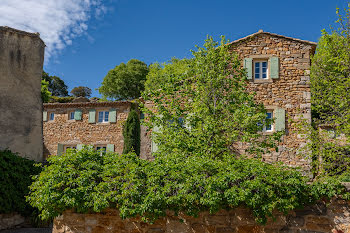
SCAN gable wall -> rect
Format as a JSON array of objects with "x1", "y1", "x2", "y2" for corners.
[{"x1": 229, "y1": 34, "x2": 315, "y2": 168}]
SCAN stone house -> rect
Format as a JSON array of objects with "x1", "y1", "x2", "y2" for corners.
[
  {"x1": 43, "y1": 100, "x2": 132, "y2": 159},
  {"x1": 0, "y1": 26, "x2": 45, "y2": 161},
  {"x1": 142, "y1": 30, "x2": 317, "y2": 169}
]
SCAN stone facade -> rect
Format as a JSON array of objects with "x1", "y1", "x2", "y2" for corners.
[
  {"x1": 53, "y1": 199, "x2": 350, "y2": 233},
  {"x1": 43, "y1": 101, "x2": 132, "y2": 158},
  {"x1": 228, "y1": 31, "x2": 316, "y2": 169},
  {"x1": 0, "y1": 26, "x2": 45, "y2": 161},
  {"x1": 140, "y1": 31, "x2": 317, "y2": 169}
]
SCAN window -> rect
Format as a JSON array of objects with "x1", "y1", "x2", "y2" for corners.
[
  {"x1": 69, "y1": 111, "x2": 75, "y2": 120},
  {"x1": 254, "y1": 61, "x2": 268, "y2": 79},
  {"x1": 49, "y1": 112, "x2": 55, "y2": 121},
  {"x1": 265, "y1": 111, "x2": 273, "y2": 132},
  {"x1": 98, "y1": 111, "x2": 109, "y2": 123},
  {"x1": 64, "y1": 145, "x2": 76, "y2": 153},
  {"x1": 95, "y1": 145, "x2": 107, "y2": 155}
]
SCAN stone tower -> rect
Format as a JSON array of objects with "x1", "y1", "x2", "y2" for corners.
[{"x1": 0, "y1": 26, "x2": 45, "y2": 161}]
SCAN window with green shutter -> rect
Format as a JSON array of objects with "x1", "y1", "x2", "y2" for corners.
[
  {"x1": 43, "y1": 111, "x2": 47, "y2": 122},
  {"x1": 269, "y1": 57, "x2": 279, "y2": 79},
  {"x1": 74, "y1": 109, "x2": 82, "y2": 120},
  {"x1": 88, "y1": 109, "x2": 96, "y2": 123},
  {"x1": 275, "y1": 108, "x2": 285, "y2": 131},
  {"x1": 109, "y1": 108, "x2": 117, "y2": 123},
  {"x1": 243, "y1": 58, "x2": 253, "y2": 80},
  {"x1": 57, "y1": 143, "x2": 64, "y2": 155}
]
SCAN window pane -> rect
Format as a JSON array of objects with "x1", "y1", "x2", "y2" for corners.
[
  {"x1": 266, "y1": 112, "x2": 272, "y2": 119},
  {"x1": 105, "y1": 111, "x2": 109, "y2": 122},
  {"x1": 70, "y1": 112, "x2": 75, "y2": 120},
  {"x1": 266, "y1": 124, "x2": 272, "y2": 131},
  {"x1": 50, "y1": 113, "x2": 54, "y2": 120},
  {"x1": 98, "y1": 112, "x2": 103, "y2": 122},
  {"x1": 262, "y1": 62, "x2": 267, "y2": 68}
]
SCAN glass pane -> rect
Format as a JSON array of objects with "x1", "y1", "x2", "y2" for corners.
[
  {"x1": 255, "y1": 62, "x2": 260, "y2": 68},
  {"x1": 70, "y1": 112, "x2": 75, "y2": 119},
  {"x1": 262, "y1": 62, "x2": 267, "y2": 68},
  {"x1": 50, "y1": 113, "x2": 54, "y2": 120},
  {"x1": 105, "y1": 111, "x2": 109, "y2": 122},
  {"x1": 266, "y1": 124, "x2": 272, "y2": 131},
  {"x1": 266, "y1": 112, "x2": 272, "y2": 119},
  {"x1": 98, "y1": 112, "x2": 103, "y2": 122}
]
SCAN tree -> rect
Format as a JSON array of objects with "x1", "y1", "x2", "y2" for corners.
[
  {"x1": 303, "y1": 5, "x2": 350, "y2": 178},
  {"x1": 41, "y1": 79, "x2": 51, "y2": 103},
  {"x1": 70, "y1": 86, "x2": 92, "y2": 98},
  {"x1": 123, "y1": 109, "x2": 141, "y2": 156},
  {"x1": 99, "y1": 59, "x2": 149, "y2": 100},
  {"x1": 42, "y1": 71, "x2": 68, "y2": 97},
  {"x1": 142, "y1": 36, "x2": 281, "y2": 159}
]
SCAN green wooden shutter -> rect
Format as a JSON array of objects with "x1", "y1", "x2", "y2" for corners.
[
  {"x1": 269, "y1": 57, "x2": 279, "y2": 79},
  {"x1": 88, "y1": 109, "x2": 96, "y2": 123},
  {"x1": 275, "y1": 108, "x2": 285, "y2": 131},
  {"x1": 151, "y1": 125, "x2": 160, "y2": 154},
  {"x1": 74, "y1": 109, "x2": 82, "y2": 120},
  {"x1": 43, "y1": 111, "x2": 47, "y2": 122},
  {"x1": 243, "y1": 58, "x2": 253, "y2": 80},
  {"x1": 57, "y1": 143, "x2": 64, "y2": 155},
  {"x1": 106, "y1": 144, "x2": 114, "y2": 152},
  {"x1": 109, "y1": 108, "x2": 117, "y2": 123},
  {"x1": 77, "y1": 144, "x2": 84, "y2": 150}
]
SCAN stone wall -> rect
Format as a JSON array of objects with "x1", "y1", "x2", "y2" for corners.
[
  {"x1": 0, "y1": 26, "x2": 45, "y2": 161},
  {"x1": 0, "y1": 213, "x2": 26, "y2": 230},
  {"x1": 43, "y1": 102, "x2": 131, "y2": 158},
  {"x1": 228, "y1": 31, "x2": 316, "y2": 169},
  {"x1": 53, "y1": 199, "x2": 350, "y2": 233}
]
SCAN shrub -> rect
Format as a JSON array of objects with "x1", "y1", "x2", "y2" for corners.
[
  {"x1": 49, "y1": 96, "x2": 74, "y2": 103},
  {"x1": 27, "y1": 148, "x2": 349, "y2": 224},
  {"x1": 0, "y1": 150, "x2": 41, "y2": 216},
  {"x1": 123, "y1": 109, "x2": 141, "y2": 155}
]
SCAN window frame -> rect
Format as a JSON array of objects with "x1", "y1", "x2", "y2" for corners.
[
  {"x1": 48, "y1": 112, "x2": 55, "y2": 121},
  {"x1": 97, "y1": 110, "x2": 110, "y2": 123},
  {"x1": 64, "y1": 145, "x2": 77, "y2": 153},
  {"x1": 254, "y1": 60, "x2": 269, "y2": 80},
  {"x1": 68, "y1": 111, "x2": 75, "y2": 121},
  {"x1": 95, "y1": 145, "x2": 107, "y2": 155},
  {"x1": 263, "y1": 111, "x2": 274, "y2": 133}
]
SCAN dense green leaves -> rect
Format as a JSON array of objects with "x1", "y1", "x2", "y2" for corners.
[
  {"x1": 142, "y1": 36, "x2": 281, "y2": 159},
  {"x1": 123, "y1": 109, "x2": 141, "y2": 155},
  {"x1": 27, "y1": 148, "x2": 349, "y2": 224},
  {"x1": 70, "y1": 86, "x2": 92, "y2": 98},
  {"x1": 42, "y1": 71, "x2": 68, "y2": 97},
  {"x1": 0, "y1": 150, "x2": 41, "y2": 216},
  {"x1": 99, "y1": 59, "x2": 149, "y2": 100},
  {"x1": 41, "y1": 79, "x2": 51, "y2": 103}
]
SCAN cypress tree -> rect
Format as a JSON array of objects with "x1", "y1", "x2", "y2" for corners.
[{"x1": 123, "y1": 109, "x2": 141, "y2": 155}]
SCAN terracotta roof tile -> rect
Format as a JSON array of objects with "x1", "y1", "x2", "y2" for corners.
[{"x1": 43, "y1": 101, "x2": 131, "y2": 109}]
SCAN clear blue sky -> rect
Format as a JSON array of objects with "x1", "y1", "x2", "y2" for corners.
[{"x1": 43, "y1": 0, "x2": 348, "y2": 97}]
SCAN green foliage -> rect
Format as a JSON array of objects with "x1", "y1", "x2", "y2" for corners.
[
  {"x1": 144, "y1": 58, "x2": 191, "y2": 93},
  {"x1": 142, "y1": 36, "x2": 281, "y2": 159},
  {"x1": 49, "y1": 96, "x2": 75, "y2": 103},
  {"x1": 304, "y1": 5, "x2": 350, "y2": 178},
  {"x1": 123, "y1": 109, "x2": 141, "y2": 156},
  {"x1": 27, "y1": 148, "x2": 349, "y2": 224},
  {"x1": 99, "y1": 59, "x2": 149, "y2": 100},
  {"x1": 71, "y1": 86, "x2": 92, "y2": 98},
  {"x1": 0, "y1": 150, "x2": 41, "y2": 216},
  {"x1": 42, "y1": 71, "x2": 68, "y2": 97},
  {"x1": 41, "y1": 79, "x2": 51, "y2": 103},
  {"x1": 311, "y1": 5, "x2": 350, "y2": 137}
]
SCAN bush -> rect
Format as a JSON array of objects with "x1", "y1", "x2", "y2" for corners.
[
  {"x1": 27, "y1": 148, "x2": 349, "y2": 224},
  {"x1": 0, "y1": 150, "x2": 41, "y2": 216},
  {"x1": 123, "y1": 109, "x2": 141, "y2": 155},
  {"x1": 49, "y1": 96, "x2": 74, "y2": 103}
]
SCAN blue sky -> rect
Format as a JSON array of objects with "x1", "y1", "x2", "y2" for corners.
[{"x1": 41, "y1": 0, "x2": 347, "y2": 97}]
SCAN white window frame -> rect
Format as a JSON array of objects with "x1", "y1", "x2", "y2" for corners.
[
  {"x1": 49, "y1": 112, "x2": 55, "y2": 121},
  {"x1": 254, "y1": 61, "x2": 269, "y2": 80},
  {"x1": 263, "y1": 111, "x2": 274, "y2": 132},
  {"x1": 95, "y1": 145, "x2": 107, "y2": 155},
  {"x1": 97, "y1": 111, "x2": 109, "y2": 123}
]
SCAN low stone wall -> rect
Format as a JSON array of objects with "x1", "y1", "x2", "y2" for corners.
[
  {"x1": 53, "y1": 199, "x2": 350, "y2": 233},
  {"x1": 0, "y1": 213, "x2": 26, "y2": 230}
]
